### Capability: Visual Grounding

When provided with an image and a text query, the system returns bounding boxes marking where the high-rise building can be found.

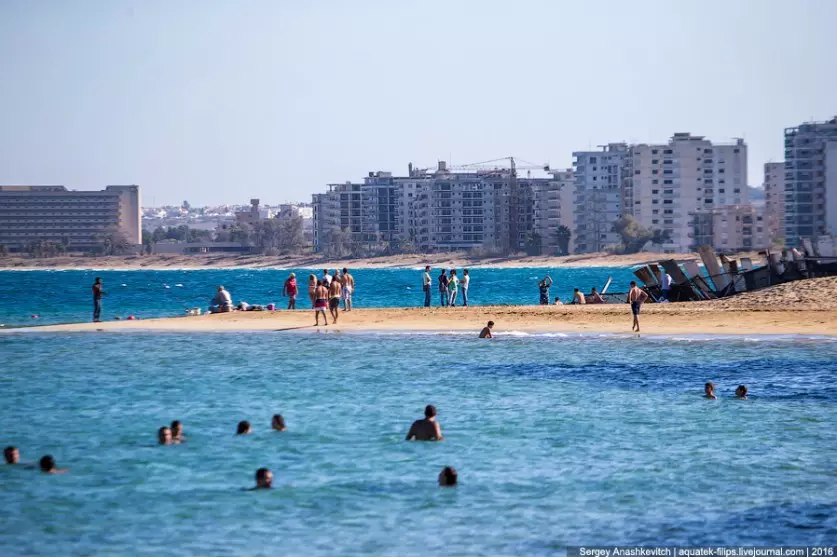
[572,144,627,253]
[630,133,747,253]
[534,169,574,254]
[763,162,785,245]
[0,185,141,252]
[691,204,769,253]
[783,117,837,246]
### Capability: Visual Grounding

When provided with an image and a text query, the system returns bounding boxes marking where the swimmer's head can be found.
[158,427,172,445]
[39,455,56,473]
[424,404,437,419]
[735,385,748,398]
[487,321,494,329]
[439,466,458,487]
[4,446,19,464]
[237,421,251,435]
[255,467,273,489]
[170,420,182,438]
[271,414,286,431]
[705,382,715,394]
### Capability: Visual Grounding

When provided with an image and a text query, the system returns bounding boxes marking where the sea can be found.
[1,269,836,554]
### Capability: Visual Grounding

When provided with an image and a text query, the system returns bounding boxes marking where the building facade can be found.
[763,162,785,245]
[783,117,837,246]
[0,185,141,252]
[572,144,627,253]
[691,204,769,253]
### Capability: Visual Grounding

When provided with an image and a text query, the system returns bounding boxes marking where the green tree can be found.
[142,229,154,255]
[611,215,669,254]
[0,244,8,258]
[555,225,572,255]
[524,231,542,256]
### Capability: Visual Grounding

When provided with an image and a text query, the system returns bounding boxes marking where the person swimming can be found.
[237,421,252,435]
[406,404,443,441]
[39,455,67,474]
[735,385,748,399]
[4,446,19,464]
[704,382,717,399]
[253,467,273,490]
[170,420,184,442]
[438,466,458,487]
[158,427,173,445]
[271,414,287,432]
[479,321,494,338]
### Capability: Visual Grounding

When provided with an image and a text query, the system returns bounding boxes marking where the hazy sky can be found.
[1,0,835,206]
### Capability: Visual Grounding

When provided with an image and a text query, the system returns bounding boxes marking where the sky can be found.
[1,0,835,207]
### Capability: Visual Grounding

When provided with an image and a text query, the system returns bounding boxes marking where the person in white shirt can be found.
[660,272,672,302]
[461,269,470,307]
[210,285,233,313]
[321,269,332,286]
[422,266,432,307]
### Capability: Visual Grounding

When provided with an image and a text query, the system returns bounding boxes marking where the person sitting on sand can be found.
[209,286,233,314]
[252,467,273,490]
[236,421,252,435]
[571,288,586,305]
[439,466,458,487]
[588,287,605,304]
[271,414,287,432]
[735,385,748,399]
[479,321,494,338]
[704,382,717,399]
[539,276,553,305]
[406,405,443,441]
[553,296,563,305]
[314,281,329,326]
[171,421,184,442]
[4,446,19,464]
[39,455,67,474]
[158,427,174,445]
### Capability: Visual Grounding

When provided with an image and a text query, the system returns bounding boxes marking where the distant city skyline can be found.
[1,0,835,206]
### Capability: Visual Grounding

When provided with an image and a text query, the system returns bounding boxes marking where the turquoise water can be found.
[1,331,836,554]
[0,267,635,327]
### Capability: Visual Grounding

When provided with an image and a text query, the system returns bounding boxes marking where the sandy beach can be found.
[12,277,837,336]
[0,250,765,271]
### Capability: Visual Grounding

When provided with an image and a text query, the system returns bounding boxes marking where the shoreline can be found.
[7,304,837,337]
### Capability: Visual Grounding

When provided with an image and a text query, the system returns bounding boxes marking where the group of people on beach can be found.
[422,266,470,307]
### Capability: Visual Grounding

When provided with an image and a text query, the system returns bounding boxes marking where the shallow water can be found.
[1,331,836,554]
[0,267,635,326]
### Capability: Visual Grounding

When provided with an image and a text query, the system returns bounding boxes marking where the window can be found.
[719,168,725,174]
[652,219,659,225]
[664,180,673,185]
[663,189,673,195]
[635,170,641,175]
[652,209,659,215]
[652,169,659,175]
[663,200,673,204]
[652,189,659,194]
[652,200,659,204]
[652,159,659,164]
[663,149,673,155]
[719,189,725,193]
[651,149,658,155]
[652,179,659,184]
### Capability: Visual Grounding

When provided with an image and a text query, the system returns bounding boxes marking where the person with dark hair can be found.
[236,421,251,435]
[587,287,605,304]
[479,321,494,338]
[704,382,717,400]
[271,414,287,432]
[448,270,459,307]
[170,420,184,442]
[406,404,443,441]
[253,468,273,490]
[628,281,648,332]
[735,385,748,399]
[314,280,329,326]
[422,266,432,307]
[328,276,342,324]
[158,427,173,445]
[538,276,553,305]
[461,269,470,307]
[39,455,67,474]
[438,270,449,307]
[439,466,458,487]
[4,446,19,464]
[571,288,586,304]
[92,277,105,322]
[341,267,354,311]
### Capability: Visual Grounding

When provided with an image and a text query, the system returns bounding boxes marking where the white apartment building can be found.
[763,162,785,244]
[535,169,574,254]
[572,144,627,253]
[692,204,769,253]
[0,185,141,252]
[630,133,747,253]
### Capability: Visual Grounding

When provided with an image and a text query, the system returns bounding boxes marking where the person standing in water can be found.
[406,404,443,441]
[438,270,449,307]
[341,268,354,311]
[627,281,649,332]
[538,276,553,305]
[422,266,432,307]
[448,270,459,307]
[461,269,470,307]
[735,385,748,399]
[92,277,105,322]
[328,277,342,324]
[479,321,494,338]
[283,273,298,310]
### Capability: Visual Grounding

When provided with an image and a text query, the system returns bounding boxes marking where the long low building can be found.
[0,185,141,252]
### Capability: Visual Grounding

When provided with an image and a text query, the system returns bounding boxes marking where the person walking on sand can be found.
[328,276,342,324]
[282,273,298,310]
[438,269,449,307]
[314,280,329,326]
[92,277,105,322]
[448,270,459,307]
[628,281,649,332]
[341,267,354,311]
[461,269,470,307]
[307,274,318,308]
[538,276,553,305]
[479,321,494,338]
[422,266,432,307]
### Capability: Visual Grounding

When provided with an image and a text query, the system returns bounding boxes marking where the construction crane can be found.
[443,157,550,255]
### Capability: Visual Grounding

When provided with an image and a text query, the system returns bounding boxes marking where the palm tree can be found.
[555,225,572,255]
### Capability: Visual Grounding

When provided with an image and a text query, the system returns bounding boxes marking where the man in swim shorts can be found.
[627,281,648,332]
[341,267,354,311]
[479,321,494,338]
[314,280,329,326]
[328,277,342,324]
[406,404,444,441]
